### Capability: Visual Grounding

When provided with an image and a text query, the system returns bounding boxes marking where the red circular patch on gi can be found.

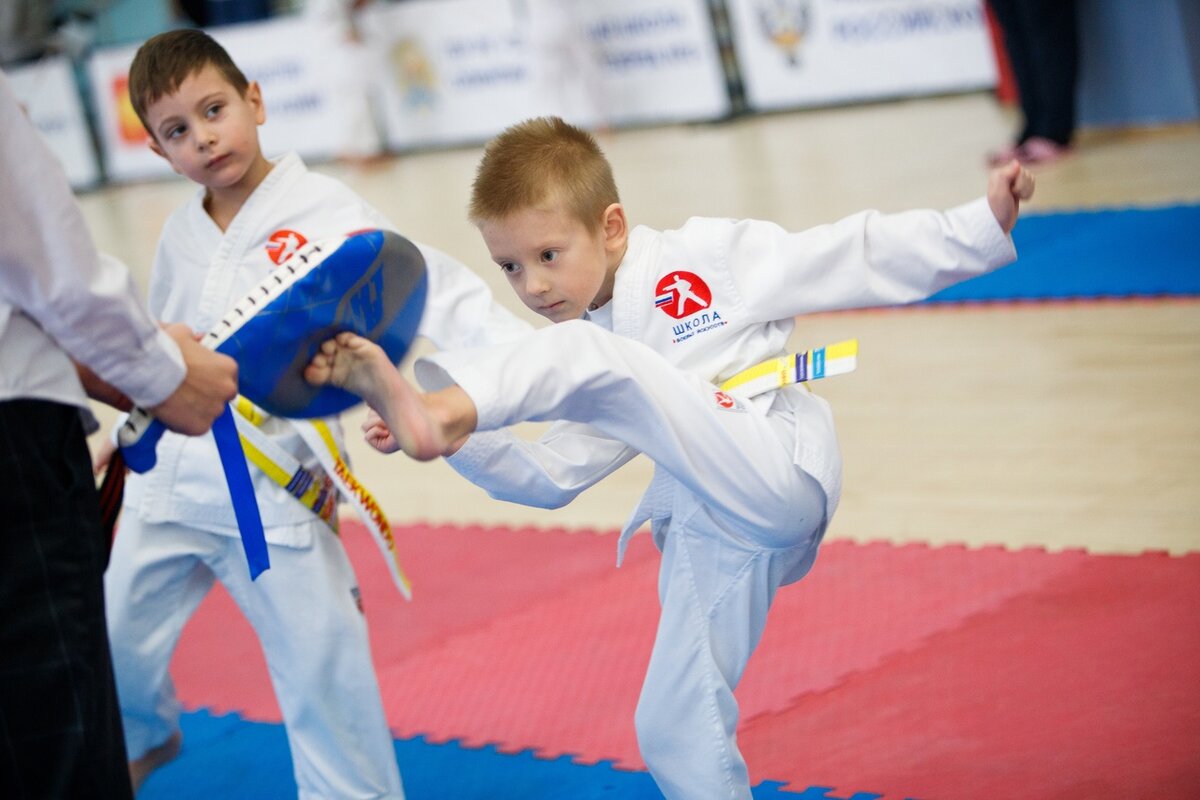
[654,271,712,319]
[265,229,308,265]
[714,391,735,409]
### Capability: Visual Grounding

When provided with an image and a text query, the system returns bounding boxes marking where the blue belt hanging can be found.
[210,404,270,579]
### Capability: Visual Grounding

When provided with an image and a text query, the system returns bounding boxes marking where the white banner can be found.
[367,0,729,151]
[726,0,996,111]
[7,57,101,188]
[365,0,535,150]
[88,16,381,183]
[87,43,169,182]
[579,0,730,126]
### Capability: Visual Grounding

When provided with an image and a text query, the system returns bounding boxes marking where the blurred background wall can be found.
[4,0,1198,189]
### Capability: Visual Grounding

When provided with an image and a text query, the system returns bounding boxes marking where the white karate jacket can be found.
[430,198,1016,560]
[124,152,529,544]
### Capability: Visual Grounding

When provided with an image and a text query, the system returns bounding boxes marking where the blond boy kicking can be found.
[307,117,1035,800]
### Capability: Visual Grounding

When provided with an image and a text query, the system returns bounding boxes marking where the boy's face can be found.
[479,202,625,323]
[144,64,266,193]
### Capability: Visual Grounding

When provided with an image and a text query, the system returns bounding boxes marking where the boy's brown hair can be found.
[128,29,250,138]
[469,117,619,231]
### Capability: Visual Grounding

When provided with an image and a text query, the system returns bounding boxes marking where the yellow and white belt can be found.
[233,398,337,527]
[232,397,413,600]
[721,339,858,397]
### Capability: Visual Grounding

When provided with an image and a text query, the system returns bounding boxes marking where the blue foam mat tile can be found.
[767,784,926,800]
[138,710,826,799]
[926,204,1200,303]
[137,710,298,799]
[396,735,666,799]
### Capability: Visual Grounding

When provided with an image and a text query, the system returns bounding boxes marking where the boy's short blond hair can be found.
[469,117,619,231]
[128,29,250,138]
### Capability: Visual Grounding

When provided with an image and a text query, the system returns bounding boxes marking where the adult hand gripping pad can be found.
[119,229,428,473]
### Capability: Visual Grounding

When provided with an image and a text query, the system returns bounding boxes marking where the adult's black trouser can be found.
[0,399,133,799]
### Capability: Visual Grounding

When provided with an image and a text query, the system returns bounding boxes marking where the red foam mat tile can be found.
[168,522,1200,789]
[376,551,660,763]
[736,539,1088,719]
[739,552,1200,799]
[170,520,634,722]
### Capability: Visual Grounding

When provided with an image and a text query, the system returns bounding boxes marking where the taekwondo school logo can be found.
[713,390,746,413]
[655,271,711,319]
[655,271,727,344]
[757,0,812,67]
[265,229,308,266]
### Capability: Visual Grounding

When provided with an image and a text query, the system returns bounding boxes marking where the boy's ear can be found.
[147,136,169,162]
[146,137,184,176]
[601,203,628,253]
[245,80,266,125]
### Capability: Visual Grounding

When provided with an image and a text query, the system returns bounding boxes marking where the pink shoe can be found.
[986,142,1022,167]
[1016,136,1072,165]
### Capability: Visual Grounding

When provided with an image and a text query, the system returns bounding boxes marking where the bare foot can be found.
[129,730,182,792]
[305,331,394,403]
[305,332,449,460]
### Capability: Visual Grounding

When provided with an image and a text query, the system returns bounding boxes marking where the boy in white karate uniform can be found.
[307,117,1036,800]
[99,30,528,797]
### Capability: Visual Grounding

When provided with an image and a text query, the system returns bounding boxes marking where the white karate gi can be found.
[416,198,1016,800]
[105,153,529,799]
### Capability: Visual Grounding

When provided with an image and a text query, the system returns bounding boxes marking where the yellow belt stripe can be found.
[233,398,334,525]
[721,356,787,390]
[239,434,294,487]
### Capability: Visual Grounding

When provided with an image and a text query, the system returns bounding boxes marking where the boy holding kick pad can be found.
[99,29,528,797]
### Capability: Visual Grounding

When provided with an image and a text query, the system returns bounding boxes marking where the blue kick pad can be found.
[136,710,873,799]
[927,203,1200,302]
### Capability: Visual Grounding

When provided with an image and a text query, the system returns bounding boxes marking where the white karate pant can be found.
[435,320,830,800]
[105,516,404,800]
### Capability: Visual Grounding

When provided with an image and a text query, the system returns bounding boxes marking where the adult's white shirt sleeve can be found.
[0,71,185,407]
